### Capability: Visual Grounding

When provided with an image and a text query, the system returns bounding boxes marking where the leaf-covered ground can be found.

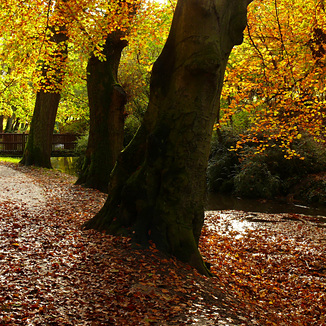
[0,162,325,325]
[201,212,326,325]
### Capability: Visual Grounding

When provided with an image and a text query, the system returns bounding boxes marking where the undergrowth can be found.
[207,129,326,204]
[0,157,21,164]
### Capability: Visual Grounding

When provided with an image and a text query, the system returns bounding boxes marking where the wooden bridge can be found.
[0,133,79,157]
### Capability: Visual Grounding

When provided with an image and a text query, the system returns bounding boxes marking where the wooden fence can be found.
[0,133,80,157]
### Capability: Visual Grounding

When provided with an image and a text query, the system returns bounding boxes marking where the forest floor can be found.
[0,161,325,326]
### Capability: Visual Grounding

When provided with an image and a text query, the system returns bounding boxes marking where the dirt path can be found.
[0,164,46,214]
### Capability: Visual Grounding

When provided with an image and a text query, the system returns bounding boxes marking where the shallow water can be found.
[206,192,326,218]
[51,157,78,176]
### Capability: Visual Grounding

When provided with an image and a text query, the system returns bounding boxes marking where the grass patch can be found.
[0,157,21,164]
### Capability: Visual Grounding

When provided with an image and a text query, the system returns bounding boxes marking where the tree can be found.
[20,1,69,168]
[75,0,147,192]
[76,32,128,192]
[221,0,326,159]
[0,1,90,135]
[85,0,252,275]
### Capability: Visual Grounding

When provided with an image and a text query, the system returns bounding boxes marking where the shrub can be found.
[234,160,281,199]
[207,128,326,201]
[124,115,141,146]
[293,174,326,205]
[73,133,89,175]
[207,130,240,193]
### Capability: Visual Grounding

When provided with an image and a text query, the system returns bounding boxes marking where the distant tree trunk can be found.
[21,24,68,168]
[0,115,3,133]
[85,0,252,275]
[76,32,127,193]
[5,108,17,133]
[4,113,14,133]
[13,118,20,132]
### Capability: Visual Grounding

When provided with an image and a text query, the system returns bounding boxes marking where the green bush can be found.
[293,174,326,205]
[207,131,239,193]
[234,160,281,199]
[124,115,141,146]
[73,133,89,175]
[207,129,326,201]
[292,137,326,173]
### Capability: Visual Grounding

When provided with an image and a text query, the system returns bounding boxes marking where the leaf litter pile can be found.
[0,162,325,325]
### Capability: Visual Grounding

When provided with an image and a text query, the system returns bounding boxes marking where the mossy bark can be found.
[76,33,127,193]
[20,91,61,168]
[85,0,251,275]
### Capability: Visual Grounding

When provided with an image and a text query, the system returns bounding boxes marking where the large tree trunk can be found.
[21,22,68,168]
[85,0,252,275]
[21,91,61,168]
[76,33,127,193]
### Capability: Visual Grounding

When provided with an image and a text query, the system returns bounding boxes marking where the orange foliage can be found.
[119,1,175,116]
[0,0,144,84]
[0,0,150,123]
[222,0,326,159]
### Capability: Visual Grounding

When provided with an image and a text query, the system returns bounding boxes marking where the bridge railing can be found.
[0,133,80,157]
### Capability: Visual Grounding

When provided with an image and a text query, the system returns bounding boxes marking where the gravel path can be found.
[0,164,46,214]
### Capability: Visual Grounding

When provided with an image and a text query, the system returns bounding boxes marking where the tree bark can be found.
[4,108,16,133]
[76,33,127,193]
[21,23,68,168]
[85,0,252,275]
[21,91,61,167]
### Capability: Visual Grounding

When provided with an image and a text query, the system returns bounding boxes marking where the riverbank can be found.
[0,162,325,325]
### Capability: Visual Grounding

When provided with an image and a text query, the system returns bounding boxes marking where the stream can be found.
[206,192,326,218]
[51,157,326,219]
